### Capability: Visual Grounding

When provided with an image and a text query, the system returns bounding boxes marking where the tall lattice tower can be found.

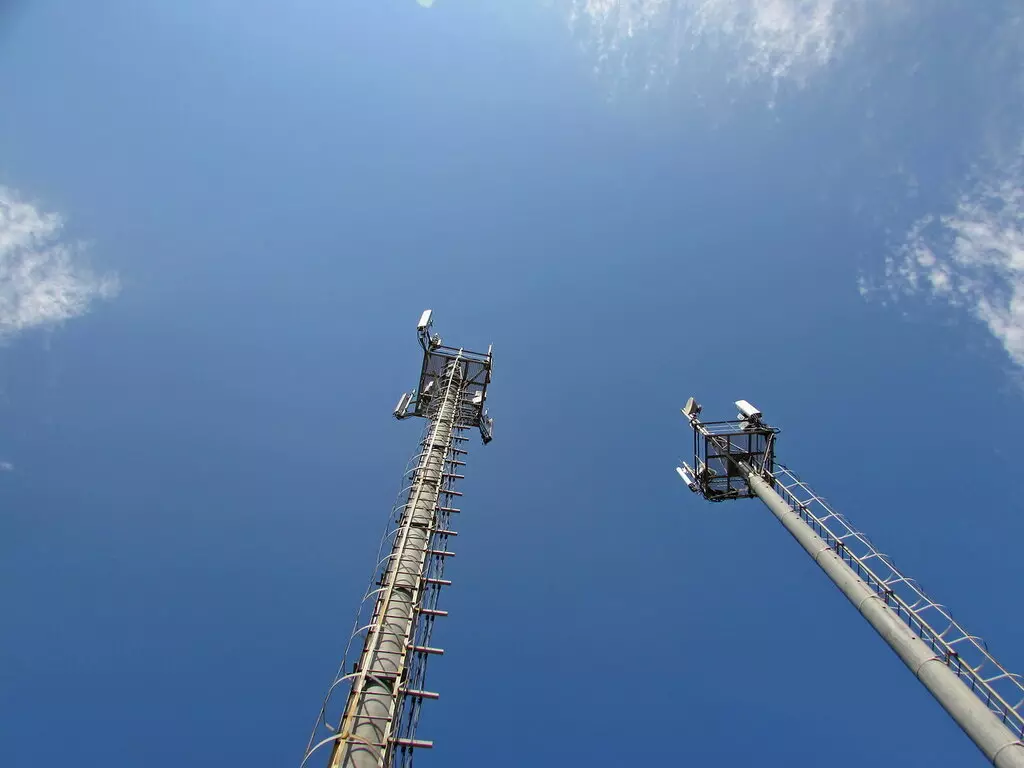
[677,397,1024,767]
[304,310,494,768]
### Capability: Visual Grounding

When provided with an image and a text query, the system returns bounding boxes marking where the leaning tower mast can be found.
[677,397,1024,767]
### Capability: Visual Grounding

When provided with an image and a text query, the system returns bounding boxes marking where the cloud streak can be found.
[872,145,1024,367]
[0,186,119,339]
[860,5,1024,368]
[567,0,890,90]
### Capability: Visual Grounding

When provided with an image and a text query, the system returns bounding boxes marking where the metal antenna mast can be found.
[304,310,494,768]
[677,397,1024,768]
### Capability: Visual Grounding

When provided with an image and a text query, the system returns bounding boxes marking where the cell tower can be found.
[304,310,494,768]
[677,397,1024,768]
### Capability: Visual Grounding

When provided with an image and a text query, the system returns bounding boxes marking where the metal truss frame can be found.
[691,417,777,501]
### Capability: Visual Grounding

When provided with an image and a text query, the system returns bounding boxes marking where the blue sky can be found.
[2,1,1023,766]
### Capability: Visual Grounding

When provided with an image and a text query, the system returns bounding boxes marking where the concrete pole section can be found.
[740,463,1024,768]
[330,363,463,768]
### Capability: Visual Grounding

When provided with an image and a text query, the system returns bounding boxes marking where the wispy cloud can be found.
[0,186,119,339]
[567,0,892,90]
[689,0,861,83]
[859,5,1024,368]
[868,145,1024,366]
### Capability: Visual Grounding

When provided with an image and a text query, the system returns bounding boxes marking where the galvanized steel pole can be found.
[330,363,462,768]
[740,461,1024,768]
[305,312,494,768]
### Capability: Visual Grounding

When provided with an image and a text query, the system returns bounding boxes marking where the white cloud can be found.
[0,461,13,472]
[855,4,1024,368]
[690,0,856,82]
[566,0,892,89]
[0,186,119,339]
[874,144,1024,366]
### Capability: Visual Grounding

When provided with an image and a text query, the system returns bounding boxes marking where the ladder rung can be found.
[354,669,399,681]
[396,544,444,556]
[409,645,444,655]
[403,689,440,700]
[438,507,461,514]
[442,473,465,480]
[336,713,393,724]
[392,738,434,749]
[441,490,463,497]
[359,629,413,640]
[433,530,458,537]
